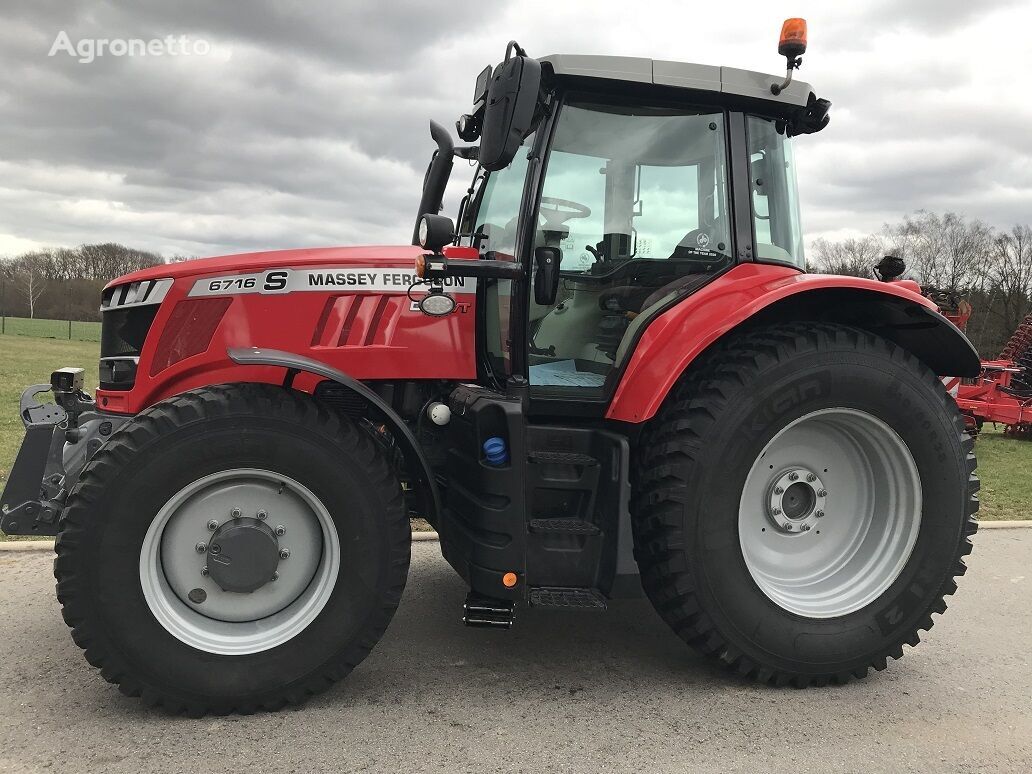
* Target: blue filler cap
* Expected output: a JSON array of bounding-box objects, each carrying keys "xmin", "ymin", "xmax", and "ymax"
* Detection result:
[{"xmin": 483, "ymin": 436, "xmax": 508, "ymax": 466}]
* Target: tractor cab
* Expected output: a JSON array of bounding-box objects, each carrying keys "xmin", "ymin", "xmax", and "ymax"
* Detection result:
[{"xmin": 416, "ymin": 40, "xmax": 829, "ymax": 410}]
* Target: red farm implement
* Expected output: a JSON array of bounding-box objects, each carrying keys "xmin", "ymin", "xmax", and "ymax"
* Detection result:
[{"xmin": 956, "ymin": 314, "xmax": 1032, "ymax": 438}]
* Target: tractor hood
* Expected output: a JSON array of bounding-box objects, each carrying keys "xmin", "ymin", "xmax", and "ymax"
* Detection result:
[{"xmin": 107, "ymin": 244, "xmax": 426, "ymax": 290}]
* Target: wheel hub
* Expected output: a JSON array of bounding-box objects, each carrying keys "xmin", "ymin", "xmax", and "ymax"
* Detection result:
[
  {"xmin": 740, "ymin": 408, "xmax": 923, "ymax": 619},
  {"xmin": 206, "ymin": 518, "xmax": 280, "ymax": 593},
  {"xmin": 767, "ymin": 467, "xmax": 826, "ymax": 533},
  {"xmin": 142, "ymin": 468, "xmax": 339, "ymax": 653}
]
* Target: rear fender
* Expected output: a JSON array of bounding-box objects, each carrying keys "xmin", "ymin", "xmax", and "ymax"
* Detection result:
[
  {"xmin": 607, "ymin": 264, "xmax": 981, "ymax": 423},
  {"xmin": 227, "ymin": 347, "xmax": 441, "ymax": 525}
]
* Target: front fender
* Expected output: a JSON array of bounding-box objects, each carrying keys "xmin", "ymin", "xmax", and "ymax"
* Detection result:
[
  {"xmin": 227, "ymin": 347, "xmax": 441, "ymax": 525},
  {"xmin": 606, "ymin": 264, "xmax": 981, "ymax": 423}
]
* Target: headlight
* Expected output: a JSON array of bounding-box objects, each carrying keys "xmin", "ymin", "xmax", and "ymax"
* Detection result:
[{"xmin": 418, "ymin": 290, "xmax": 456, "ymax": 317}]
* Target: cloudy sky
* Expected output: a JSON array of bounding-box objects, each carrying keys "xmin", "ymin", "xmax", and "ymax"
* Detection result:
[{"xmin": 1, "ymin": 0, "xmax": 1031, "ymax": 259}]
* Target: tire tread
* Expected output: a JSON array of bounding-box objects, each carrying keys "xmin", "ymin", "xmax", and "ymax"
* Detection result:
[
  {"xmin": 632, "ymin": 322, "xmax": 978, "ymax": 686},
  {"xmin": 54, "ymin": 383, "xmax": 410, "ymax": 715}
]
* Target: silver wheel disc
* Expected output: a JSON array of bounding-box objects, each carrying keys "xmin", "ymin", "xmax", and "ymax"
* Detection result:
[
  {"xmin": 739, "ymin": 408, "xmax": 922, "ymax": 618},
  {"xmin": 140, "ymin": 469, "xmax": 340, "ymax": 655}
]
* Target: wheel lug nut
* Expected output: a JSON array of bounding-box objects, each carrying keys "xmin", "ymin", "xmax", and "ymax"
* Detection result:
[
  {"xmin": 207, "ymin": 519, "xmax": 219, "ymax": 531},
  {"xmin": 231, "ymin": 508, "xmax": 242, "ymax": 519},
  {"xmin": 774, "ymin": 486, "xmax": 784, "ymax": 495},
  {"xmin": 279, "ymin": 548, "xmax": 290, "ymax": 560},
  {"xmin": 209, "ymin": 544, "xmax": 222, "ymax": 555},
  {"xmin": 275, "ymin": 525, "xmax": 286, "ymax": 536},
  {"xmin": 818, "ymin": 489, "xmax": 827, "ymax": 497},
  {"xmin": 271, "ymin": 572, "xmax": 279, "ymax": 582},
  {"xmin": 815, "ymin": 510, "xmax": 824, "ymax": 518},
  {"xmin": 788, "ymin": 472, "xmax": 799, "ymax": 481},
  {"xmin": 772, "ymin": 508, "xmax": 782, "ymax": 515},
  {"xmin": 257, "ymin": 510, "xmax": 268, "ymax": 520},
  {"xmin": 784, "ymin": 523, "xmax": 794, "ymax": 531},
  {"xmin": 201, "ymin": 567, "xmax": 209, "ymax": 577},
  {"xmin": 807, "ymin": 473, "xmax": 817, "ymax": 482},
  {"xmin": 195, "ymin": 542, "xmax": 207, "ymax": 554},
  {"xmin": 801, "ymin": 524, "xmax": 811, "ymax": 531}
]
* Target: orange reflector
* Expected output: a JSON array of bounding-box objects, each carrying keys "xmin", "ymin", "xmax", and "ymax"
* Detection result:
[
  {"xmin": 502, "ymin": 572, "xmax": 518, "ymax": 588},
  {"xmin": 415, "ymin": 254, "xmax": 427, "ymax": 278},
  {"xmin": 778, "ymin": 18, "xmax": 807, "ymax": 56}
]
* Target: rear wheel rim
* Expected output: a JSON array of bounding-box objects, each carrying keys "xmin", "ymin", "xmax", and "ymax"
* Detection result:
[
  {"xmin": 738, "ymin": 408, "xmax": 922, "ymax": 619},
  {"xmin": 140, "ymin": 468, "xmax": 340, "ymax": 655}
]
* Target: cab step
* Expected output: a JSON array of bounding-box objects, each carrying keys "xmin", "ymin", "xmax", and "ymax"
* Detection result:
[
  {"xmin": 529, "ymin": 586, "xmax": 608, "ymax": 610},
  {"xmin": 529, "ymin": 518, "xmax": 601, "ymax": 535},
  {"xmin": 527, "ymin": 451, "xmax": 598, "ymax": 466},
  {"xmin": 463, "ymin": 593, "xmax": 515, "ymax": 628}
]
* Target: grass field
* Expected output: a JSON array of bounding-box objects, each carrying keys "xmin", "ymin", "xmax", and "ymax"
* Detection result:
[
  {"xmin": 1, "ymin": 316, "xmax": 101, "ymax": 342},
  {"xmin": 0, "ymin": 332, "xmax": 1028, "ymax": 540}
]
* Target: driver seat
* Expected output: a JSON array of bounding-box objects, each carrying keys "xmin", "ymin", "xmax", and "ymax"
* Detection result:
[{"xmin": 612, "ymin": 271, "xmax": 713, "ymax": 366}]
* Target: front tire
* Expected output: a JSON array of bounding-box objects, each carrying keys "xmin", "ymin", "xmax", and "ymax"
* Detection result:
[
  {"xmin": 54, "ymin": 384, "xmax": 410, "ymax": 714},
  {"xmin": 634, "ymin": 323, "xmax": 978, "ymax": 686}
]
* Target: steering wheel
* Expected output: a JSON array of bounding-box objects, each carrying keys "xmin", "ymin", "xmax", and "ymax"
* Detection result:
[{"xmin": 539, "ymin": 196, "xmax": 591, "ymax": 232}]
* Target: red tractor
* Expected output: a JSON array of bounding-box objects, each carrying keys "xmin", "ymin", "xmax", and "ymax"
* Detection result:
[{"xmin": 2, "ymin": 24, "xmax": 980, "ymax": 715}]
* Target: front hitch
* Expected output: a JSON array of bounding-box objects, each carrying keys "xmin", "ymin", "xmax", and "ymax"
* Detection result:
[{"xmin": 1, "ymin": 369, "xmax": 129, "ymax": 536}]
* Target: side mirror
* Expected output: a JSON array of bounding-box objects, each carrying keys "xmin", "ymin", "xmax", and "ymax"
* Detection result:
[
  {"xmin": 534, "ymin": 246, "xmax": 561, "ymax": 306},
  {"xmin": 479, "ymin": 45, "xmax": 541, "ymax": 172}
]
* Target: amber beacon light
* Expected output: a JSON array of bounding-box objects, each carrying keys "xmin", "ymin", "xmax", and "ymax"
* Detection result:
[
  {"xmin": 772, "ymin": 17, "xmax": 808, "ymax": 95},
  {"xmin": 778, "ymin": 18, "xmax": 807, "ymax": 58}
]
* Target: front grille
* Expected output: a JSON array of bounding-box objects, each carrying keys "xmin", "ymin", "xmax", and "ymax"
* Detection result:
[
  {"xmin": 101, "ymin": 305, "xmax": 160, "ymax": 359},
  {"xmin": 100, "ymin": 278, "xmax": 172, "ymax": 310},
  {"xmin": 99, "ymin": 278, "xmax": 172, "ymax": 390}
]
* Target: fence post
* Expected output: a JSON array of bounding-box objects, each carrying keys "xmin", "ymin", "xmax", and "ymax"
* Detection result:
[{"xmin": 68, "ymin": 319, "xmax": 72, "ymax": 339}]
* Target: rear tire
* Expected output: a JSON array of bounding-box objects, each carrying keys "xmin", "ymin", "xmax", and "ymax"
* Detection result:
[
  {"xmin": 633, "ymin": 323, "xmax": 978, "ymax": 686},
  {"xmin": 54, "ymin": 384, "xmax": 410, "ymax": 715}
]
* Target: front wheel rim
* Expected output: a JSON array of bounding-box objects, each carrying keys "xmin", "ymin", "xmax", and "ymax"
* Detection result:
[
  {"xmin": 140, "ymin": 468, "xmax": 340, "ymax": 655},
  {"xmin": 738, "ymin": 408, "xmax": 922, "ymax": 619}
]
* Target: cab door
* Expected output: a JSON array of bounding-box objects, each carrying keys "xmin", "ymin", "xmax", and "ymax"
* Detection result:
[{"xmin": 522, "ymin": 97, "xmax": 736, "ymax": 413}]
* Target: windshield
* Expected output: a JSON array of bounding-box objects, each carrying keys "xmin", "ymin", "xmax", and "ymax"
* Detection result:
[
  {"xmin": 747, "ymin": 116, "xmax": 805, "ymax": 268},
  {"xmin": 460, "ymin": 150, "xmax": 530, "ymax": 259},
  {"xmin": 459, "ymin": 143, "xmax": 532, "ymax": 380}
]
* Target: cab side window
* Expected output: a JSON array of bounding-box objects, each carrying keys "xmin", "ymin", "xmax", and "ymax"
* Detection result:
[{"xmin": 747, "ymin": 116, "xmax": 805, "ymax": 268}]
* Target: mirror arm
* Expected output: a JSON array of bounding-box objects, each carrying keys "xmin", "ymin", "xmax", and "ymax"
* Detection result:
[
  {"xmin": 448, "ymin": 260, "xmax": 524, "ymax": 281},
  {"xmin": 411, "ymin": 121, "xmax": 456, "ymax": 245}
]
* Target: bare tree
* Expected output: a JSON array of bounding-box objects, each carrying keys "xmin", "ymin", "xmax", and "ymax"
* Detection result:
[
  {"xmin": 12, "ymin": 254, "xmax": 48, "ymax": 318},
  {"xmin": 0, "ymin": 257, "xmax": 12, "ymax": 318},
  {"xmin": 809, "ymin": 235, "xmax": 884, "ymax": 277},
  {"xmin": 884, "ymin": 211, "xmax": 991, "ymax": 291},
  {"xmin": 987, "ymin": 225, "xmax": 1032, "ymax": 341}
]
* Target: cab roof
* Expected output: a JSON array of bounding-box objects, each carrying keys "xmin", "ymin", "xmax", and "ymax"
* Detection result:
[{"xmin": 539, "ymin": 54, "xmax": 814, "ymax": 109}]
